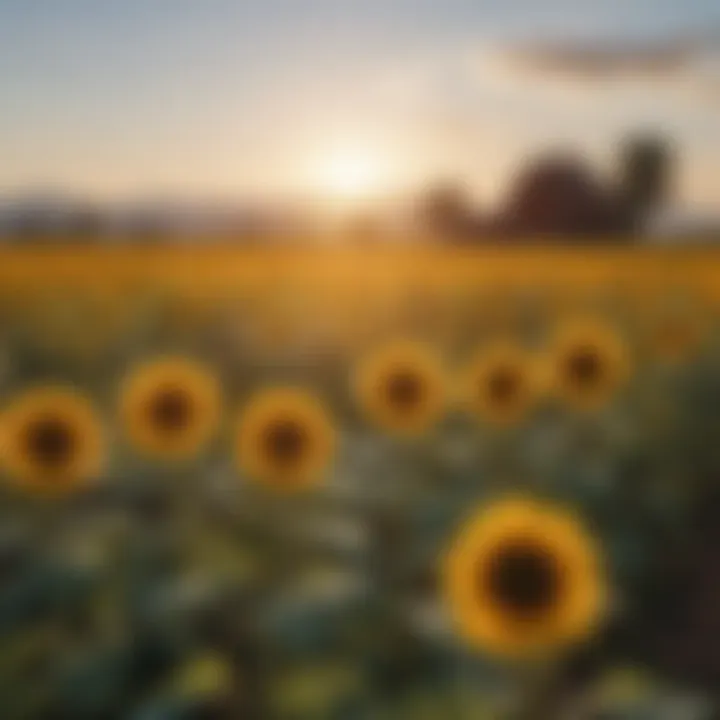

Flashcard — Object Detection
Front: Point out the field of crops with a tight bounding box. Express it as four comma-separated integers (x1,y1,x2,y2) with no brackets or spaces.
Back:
1,246,719,719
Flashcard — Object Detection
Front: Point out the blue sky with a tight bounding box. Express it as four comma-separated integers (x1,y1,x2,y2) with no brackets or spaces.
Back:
0,0,718,207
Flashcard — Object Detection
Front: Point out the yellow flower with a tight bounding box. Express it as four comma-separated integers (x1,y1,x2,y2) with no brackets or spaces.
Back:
548,318,631,411
0,387,105,495
353,341,447,436
120,358,221,461
235,388,335,492
461,342,543,426
444,497,607,659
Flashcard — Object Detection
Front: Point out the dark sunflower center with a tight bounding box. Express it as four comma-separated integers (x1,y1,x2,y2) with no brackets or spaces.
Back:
264,419,307,466
487,367,520,405
149,387,193,433
24,416,76,470
484,540,562,617
567,347,603,386
385,370,424,411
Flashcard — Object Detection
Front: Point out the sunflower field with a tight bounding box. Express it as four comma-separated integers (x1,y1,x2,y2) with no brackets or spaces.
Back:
0,246,719,719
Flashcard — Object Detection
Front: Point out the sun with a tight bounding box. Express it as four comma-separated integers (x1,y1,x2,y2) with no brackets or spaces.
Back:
316,147,388,201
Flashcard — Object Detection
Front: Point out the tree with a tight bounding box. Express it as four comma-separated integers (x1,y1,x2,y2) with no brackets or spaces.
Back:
500,154,614,237
416,182,477,240
615,134,674,233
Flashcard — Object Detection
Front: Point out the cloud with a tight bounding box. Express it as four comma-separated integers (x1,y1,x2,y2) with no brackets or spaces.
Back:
479,30,720,108
501,31,719,78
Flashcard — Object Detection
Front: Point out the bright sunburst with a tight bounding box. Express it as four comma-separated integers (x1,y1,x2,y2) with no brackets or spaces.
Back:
315,147,389,201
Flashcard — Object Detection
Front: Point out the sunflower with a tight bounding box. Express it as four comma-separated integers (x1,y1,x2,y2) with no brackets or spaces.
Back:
235,388,335,492
461,342,544,426
548,318,631,411
120,358,221,461
0,386,105,495
353,341,447,436
443,497,607,659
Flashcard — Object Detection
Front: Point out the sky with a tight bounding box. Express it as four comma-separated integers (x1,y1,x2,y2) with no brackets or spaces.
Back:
0,0,718,210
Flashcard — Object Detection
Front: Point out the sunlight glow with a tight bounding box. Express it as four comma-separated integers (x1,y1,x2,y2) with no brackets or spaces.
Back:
315,147,389,201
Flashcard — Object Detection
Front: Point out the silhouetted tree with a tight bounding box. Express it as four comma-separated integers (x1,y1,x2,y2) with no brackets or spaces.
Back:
615,134,674,233
491,133,677,241
416,182,478,240
498,154,616,238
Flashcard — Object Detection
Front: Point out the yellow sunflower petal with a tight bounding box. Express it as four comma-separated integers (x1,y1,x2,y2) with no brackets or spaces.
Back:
353,340,448,436
120,358,221,461
547,318,631,412
444,497,607,659
235,388,336,492
0,386,105,495
461,342,544,427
